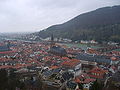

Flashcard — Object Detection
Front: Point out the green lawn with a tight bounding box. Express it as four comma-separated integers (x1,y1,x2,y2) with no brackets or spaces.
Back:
112,49,120,51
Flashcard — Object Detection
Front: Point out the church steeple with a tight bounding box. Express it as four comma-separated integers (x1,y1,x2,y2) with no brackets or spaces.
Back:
4,40,10,51
50,34,55,47
51,34,54,42
7,41,10,51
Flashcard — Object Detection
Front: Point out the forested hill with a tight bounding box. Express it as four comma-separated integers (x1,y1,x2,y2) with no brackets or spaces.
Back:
35,5,120,42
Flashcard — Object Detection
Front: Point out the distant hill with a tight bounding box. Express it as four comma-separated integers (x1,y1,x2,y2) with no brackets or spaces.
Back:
35,5,120,42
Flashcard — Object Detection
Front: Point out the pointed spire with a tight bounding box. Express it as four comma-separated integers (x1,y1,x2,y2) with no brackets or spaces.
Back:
50,34,55,47
51,34,54,41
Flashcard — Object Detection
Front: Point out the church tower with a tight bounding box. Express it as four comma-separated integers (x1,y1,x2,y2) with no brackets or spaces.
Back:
50,34,55,47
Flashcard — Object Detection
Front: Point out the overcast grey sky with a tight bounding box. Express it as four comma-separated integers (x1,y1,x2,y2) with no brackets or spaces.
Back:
0,0,120,33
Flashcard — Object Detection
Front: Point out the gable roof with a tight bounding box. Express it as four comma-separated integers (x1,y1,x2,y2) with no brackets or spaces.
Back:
76,53,111,64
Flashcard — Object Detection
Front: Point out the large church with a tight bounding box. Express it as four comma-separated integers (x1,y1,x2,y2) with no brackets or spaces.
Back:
0,41,10,52
49,35,67,56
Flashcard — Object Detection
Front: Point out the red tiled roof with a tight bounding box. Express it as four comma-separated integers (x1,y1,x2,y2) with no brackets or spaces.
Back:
0,51,16,54
13,64,32,69
0,43,4,46
89,67,108,74
74,78,81,83
61,59,80,67
88,67,108,79
74,77,95,84
50,66,59,70
61,57,69,60
0,65,13,69
88,74,103,79
83,78,96,83
110,56,117,61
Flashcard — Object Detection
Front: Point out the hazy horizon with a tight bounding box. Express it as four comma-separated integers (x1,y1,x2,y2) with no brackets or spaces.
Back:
0,0,120,33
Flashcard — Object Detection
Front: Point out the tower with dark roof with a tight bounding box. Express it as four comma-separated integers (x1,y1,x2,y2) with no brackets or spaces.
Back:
49,34,67,56
50,34,55,47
